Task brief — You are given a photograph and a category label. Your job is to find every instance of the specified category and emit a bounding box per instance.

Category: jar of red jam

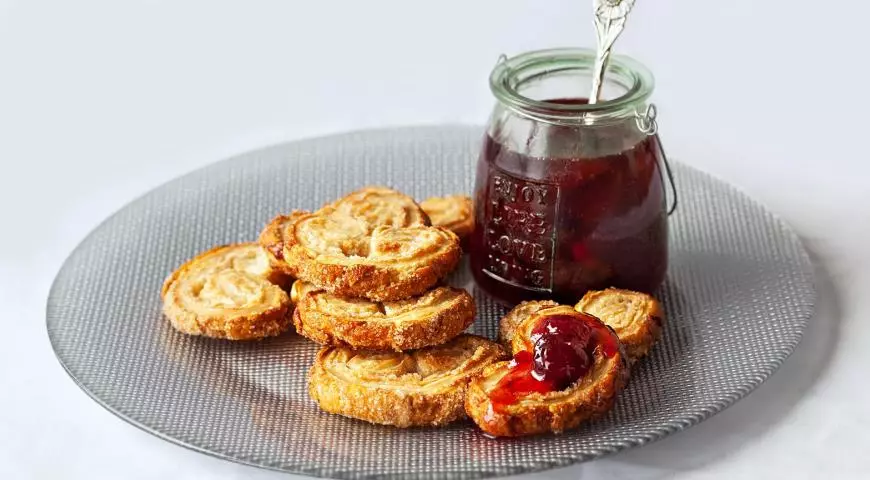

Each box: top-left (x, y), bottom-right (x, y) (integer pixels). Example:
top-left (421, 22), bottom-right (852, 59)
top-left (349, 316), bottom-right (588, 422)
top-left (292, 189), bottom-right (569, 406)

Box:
top-left (470, 48), bottom-right (672, 305)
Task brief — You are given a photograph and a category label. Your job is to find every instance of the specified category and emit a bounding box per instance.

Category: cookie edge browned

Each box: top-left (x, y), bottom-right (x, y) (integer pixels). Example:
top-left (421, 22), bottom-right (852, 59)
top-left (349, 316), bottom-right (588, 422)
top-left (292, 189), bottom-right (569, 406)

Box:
top-left (258, 211), bottom-right (309, 280)
top-left (575, 288), bottom-right (665, 363)
top-left (308, 335), bottom-right (507, 428)
top-left (294, 286), bottom-right (476, 351)
top-left (420, 195), bottom-right (475, 240)
top-left (283, 221), bottom-right (462, 301)
top-left (161, 243), bottom-right (293, 340)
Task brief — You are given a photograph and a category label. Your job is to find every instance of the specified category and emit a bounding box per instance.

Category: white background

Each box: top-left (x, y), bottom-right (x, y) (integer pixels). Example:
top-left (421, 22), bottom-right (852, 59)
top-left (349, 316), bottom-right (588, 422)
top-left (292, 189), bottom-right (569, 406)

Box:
top-left (1, 0), bottom-right (868, 478)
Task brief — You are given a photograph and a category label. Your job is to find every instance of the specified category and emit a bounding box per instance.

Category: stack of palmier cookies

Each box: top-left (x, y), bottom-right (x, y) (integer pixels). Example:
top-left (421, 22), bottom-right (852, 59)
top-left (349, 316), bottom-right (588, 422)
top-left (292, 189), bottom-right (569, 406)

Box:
top-left (259, 187), bottom-right (505, 428)
top-left (160, 186), bottom-right (666, 436)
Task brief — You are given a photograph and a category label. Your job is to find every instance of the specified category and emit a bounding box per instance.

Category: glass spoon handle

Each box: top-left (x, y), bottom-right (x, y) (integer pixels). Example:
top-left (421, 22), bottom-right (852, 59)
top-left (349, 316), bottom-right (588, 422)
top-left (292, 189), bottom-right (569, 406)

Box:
top-left (589, 0), bottom-right (636, 104)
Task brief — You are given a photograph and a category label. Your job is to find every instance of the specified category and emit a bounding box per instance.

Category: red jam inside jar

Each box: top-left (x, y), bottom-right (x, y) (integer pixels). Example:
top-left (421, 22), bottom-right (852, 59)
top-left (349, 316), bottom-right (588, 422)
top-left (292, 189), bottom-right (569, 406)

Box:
top-left (470, 49), bottom-right (669, 305)
top-left (487, 312), bottom-right (617, 413)
top-left (470, 97), bottom-right (668, 305)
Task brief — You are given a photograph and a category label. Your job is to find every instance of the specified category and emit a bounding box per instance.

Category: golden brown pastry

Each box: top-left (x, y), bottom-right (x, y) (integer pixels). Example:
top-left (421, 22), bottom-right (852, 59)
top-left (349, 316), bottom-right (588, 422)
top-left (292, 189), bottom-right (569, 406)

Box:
top-left (466, 304), bottom-right (628, 437)
top-left (289, 279), bottom-right (317, 304)
top-left (575, 288), bottom-right (664, 362)
top-left (265, 186), bottom-right (461, 301)
top-left (257, 210), bottom-right (308, 274)
top-left (420, 195), bottom-right (474, 241)
top-left (326, 186), bottom-right (431, 228)
top-left (161, 243), bottom-right (292, 340)
top-left (292, 281), bottom-right (475, 351)
top-left (309, 335), bottom-right (506, 427)
top-left (497, 300), bottom-right (559, 350)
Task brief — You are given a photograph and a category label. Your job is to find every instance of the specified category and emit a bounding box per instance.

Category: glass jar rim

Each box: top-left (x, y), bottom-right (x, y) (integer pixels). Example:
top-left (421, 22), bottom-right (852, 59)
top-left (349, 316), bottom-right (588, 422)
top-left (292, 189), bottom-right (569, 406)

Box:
top-left (490, 47), bottom-right (655, 121)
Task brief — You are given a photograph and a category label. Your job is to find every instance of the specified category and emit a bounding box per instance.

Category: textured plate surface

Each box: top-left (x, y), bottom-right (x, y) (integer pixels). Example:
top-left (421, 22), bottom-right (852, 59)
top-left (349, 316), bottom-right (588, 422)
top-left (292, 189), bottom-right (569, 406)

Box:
top-left (47, 126), bottom-right (814, 479)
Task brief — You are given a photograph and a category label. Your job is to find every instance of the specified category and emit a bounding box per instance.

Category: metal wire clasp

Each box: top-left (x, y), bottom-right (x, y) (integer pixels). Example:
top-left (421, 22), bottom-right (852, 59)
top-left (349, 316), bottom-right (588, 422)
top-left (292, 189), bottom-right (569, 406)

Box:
top-left (494, 53), bottom-right (510, 75)
top-left (635, 103), bottom-right (658, 135)
top-left (636, 103), bottom-right (678, 216)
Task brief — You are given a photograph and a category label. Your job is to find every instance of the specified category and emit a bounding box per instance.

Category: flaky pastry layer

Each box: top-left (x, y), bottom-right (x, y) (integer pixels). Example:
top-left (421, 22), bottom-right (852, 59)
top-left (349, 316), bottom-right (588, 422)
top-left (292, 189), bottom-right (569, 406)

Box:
top-left (257, 210), bottom-right (309, 276)
top-left (292, 281), bottom-right (475, 351)
top-left (309, 335), bottom-right (507, 427)
top-left (420, 195), bottom-right (474, 241)
top-left (161, 243), bottom-right (292, 340)
top-left (575, 288), bottom-right (664, 363)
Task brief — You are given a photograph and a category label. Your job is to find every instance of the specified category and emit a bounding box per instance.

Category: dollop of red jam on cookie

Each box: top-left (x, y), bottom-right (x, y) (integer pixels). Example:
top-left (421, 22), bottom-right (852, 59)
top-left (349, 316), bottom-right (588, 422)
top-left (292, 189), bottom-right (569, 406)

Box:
top-left (488, 312), bottom-right (617, 412)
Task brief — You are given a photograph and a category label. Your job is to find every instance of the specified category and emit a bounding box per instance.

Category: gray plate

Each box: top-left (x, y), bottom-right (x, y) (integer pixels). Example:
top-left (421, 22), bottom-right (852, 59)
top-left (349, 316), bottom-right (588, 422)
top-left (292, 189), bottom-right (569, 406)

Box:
top-left (47, 126), bottom-right (815, 479)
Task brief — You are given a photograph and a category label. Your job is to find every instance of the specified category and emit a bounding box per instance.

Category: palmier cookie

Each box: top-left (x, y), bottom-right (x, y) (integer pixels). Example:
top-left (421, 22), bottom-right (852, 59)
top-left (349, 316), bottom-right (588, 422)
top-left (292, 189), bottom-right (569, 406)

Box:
top-left (466, 304), bottom-right (629, 437)
top-left (265, 187), bottom-right (461, 301)
top-left (420, 195), bottom-right (474, 241)
top-left (309, 334), bottom-right (506, 427)
top-left (260, 188), bottom-right (428, 265)
top-left (575, 288), bottom-right (664, 363)
top-left (161, 243), bottom-right (292, 340)
top-left (292, 281), bottom-right (475, 351)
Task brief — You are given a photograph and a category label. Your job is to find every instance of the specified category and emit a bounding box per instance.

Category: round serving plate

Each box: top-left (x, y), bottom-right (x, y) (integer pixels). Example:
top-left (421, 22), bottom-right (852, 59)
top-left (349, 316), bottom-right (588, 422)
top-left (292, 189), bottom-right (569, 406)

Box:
top-left (47, 126), bottom-right (815, 479)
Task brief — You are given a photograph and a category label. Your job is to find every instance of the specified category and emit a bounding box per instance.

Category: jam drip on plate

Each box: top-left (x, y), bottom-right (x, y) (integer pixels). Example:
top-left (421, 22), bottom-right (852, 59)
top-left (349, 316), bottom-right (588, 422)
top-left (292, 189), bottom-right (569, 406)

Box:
top-left (488, 313), bottom-right (617, 413)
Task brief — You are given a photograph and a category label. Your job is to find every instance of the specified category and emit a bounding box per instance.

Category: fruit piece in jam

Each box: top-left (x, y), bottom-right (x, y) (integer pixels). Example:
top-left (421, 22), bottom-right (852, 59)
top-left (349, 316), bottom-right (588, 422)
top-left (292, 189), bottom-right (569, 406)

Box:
top-left (488, 312), bottom-right (617, 413)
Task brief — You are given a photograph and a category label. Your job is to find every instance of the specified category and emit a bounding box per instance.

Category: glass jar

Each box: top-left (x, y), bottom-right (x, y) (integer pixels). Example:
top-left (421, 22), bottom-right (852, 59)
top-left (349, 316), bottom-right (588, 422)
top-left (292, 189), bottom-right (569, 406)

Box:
top-left (469, 48), bottom-right (672, 305)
